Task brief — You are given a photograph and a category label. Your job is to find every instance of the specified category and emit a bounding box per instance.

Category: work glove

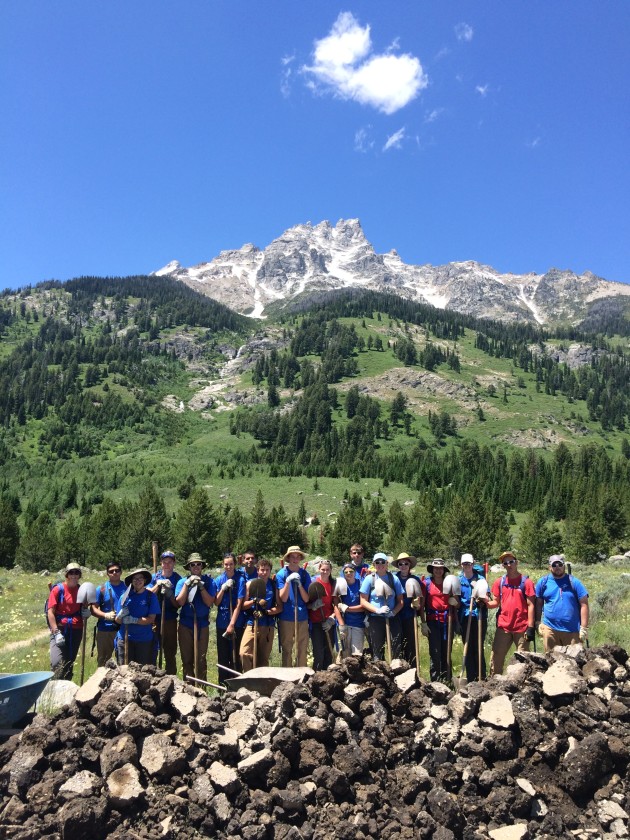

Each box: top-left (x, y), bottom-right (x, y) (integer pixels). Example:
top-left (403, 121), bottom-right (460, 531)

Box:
top-left (377, 605), bottom-right (391, 617)
top-left (525, 626), bottom-right (536, 643)
top-left (122, 615), bottom-right (139, 625)
top-left (186, 575), bottom-right (201, 588)
top-left (579, 626), bottom-right (588, 642)
top-left (253, 610), bottom-right (263, 619)
top-left (411, 597), bottom-right (422, 611)
top-left (448, 596), bottom-right (459, 607)
top-left (420, 622), bottom-right (430, 638)
top-left (338, 603), bottom-right (348, 615)
top-left (81, 607), bottom-right (92, 620)
top-left (115, 607), bottom-right (130, 623)
top-left (286, 572), bottom-right (301, 584)
top-left (338, 624), bottom-right (349, 639)
top-left (221, 579), bottom-right (234, 591)
top-left (105, 611), bottom-right (117, 621)
top-left (322, 617), bottom-right (335, 632)
top-left (160, 579), bottom-right (173, 591)
top-left (53, 631), bottom-right (65, 648)
top-left (257, 599), bottom-right (268, 608)
top-left (309, 598), bottom-right (324, 611)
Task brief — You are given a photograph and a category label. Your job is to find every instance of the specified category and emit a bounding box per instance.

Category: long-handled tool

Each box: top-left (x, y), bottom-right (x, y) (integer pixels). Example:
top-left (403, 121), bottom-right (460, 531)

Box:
top-left (293, 580), bottom-right (299, 667)
top-left (308, 581), bottom-right (335, 662)
top-left (227, 583), bottom-right (237, 665)
top-left (405, 577), bottom-right (422, 679)
top-left (443, 574), bottom-right (461, 682)
top-left (152, 540), bottom-right (159, 576)
top-left (385, 617), bottom-right (392, 664)
top-left (117, 583), bottom-right (132, 666)
top-left (158, 584), bottom-right (167, 669)
top-left (454, 592), bottom-right (475, 691)
top-left (188, 582), bottom-right (199, 680)
top-left (77, 581), bottom-right (97, 686)
top-left (249, 578), bottom-right (268, 670)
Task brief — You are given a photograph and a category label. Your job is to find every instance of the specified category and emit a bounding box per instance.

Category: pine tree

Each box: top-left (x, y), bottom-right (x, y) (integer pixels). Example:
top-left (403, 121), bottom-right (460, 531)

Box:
top-left (517, 506), bottom-right (562, 567)
top-left (246, 489), bottom-right (272, 556)
top-left (16, 512), bottom-right (57, 572)
top-left (172, 487), bottom-right (220, 563)
top-left (119, 483), bottom-right (170, 568)
top-left (0, 498), bottom-right (20, 569)
top-left (405, 494), bottom-right (442, 559)
top-left (386, 500), bottom-right (407, 555)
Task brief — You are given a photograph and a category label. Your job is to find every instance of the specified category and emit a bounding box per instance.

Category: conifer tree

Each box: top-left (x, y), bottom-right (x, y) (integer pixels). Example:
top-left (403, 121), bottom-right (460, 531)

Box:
top-left (173, 487), bottom-right (220, 563)
top-left (0, 498), bottom-right (20, 568)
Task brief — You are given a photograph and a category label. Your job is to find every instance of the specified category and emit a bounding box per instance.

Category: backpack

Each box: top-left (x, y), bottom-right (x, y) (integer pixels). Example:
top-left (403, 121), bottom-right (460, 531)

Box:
top-left (45, 582), bottom-right (80, 633)
top-left (495, 574), bottom-right (530, 625)
top-left (367, 571), bottom-right (396, 595)
top-left (537, 573), bottom-right (580, 601)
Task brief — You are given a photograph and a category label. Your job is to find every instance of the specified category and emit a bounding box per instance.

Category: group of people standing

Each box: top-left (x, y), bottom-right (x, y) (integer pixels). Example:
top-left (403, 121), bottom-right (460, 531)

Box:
top-left (46, 541), bottom-right (589, 687)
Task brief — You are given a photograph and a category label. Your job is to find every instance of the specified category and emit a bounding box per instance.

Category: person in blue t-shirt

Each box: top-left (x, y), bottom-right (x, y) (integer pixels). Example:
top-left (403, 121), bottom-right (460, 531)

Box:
top-left (147, 550), bottom-right (182, 675)
top-left (91, 561), bottom-right (127, 666)
top-left (115, 568), bottom-right (161, 666)
top-left (359, 552), bottom-right (405, 662)
top-left (458, 553), bottom-right (489, 681)
top-left (535, 554), bottom-right (589, 652)
top-left (348, 543), bottom-right (370, 579)
top-left (214, 552), bottom-right (246, 684)
top-left (240, 557), bottom-right (282, 671)
top-left (276, 546), bottom-right (311, 667)
top-left (239, 548), bottom-right (258, 581)
top-left (175, 553), bottom-right (216, 683)
top-left (333, 563), bottom-right (366, 659)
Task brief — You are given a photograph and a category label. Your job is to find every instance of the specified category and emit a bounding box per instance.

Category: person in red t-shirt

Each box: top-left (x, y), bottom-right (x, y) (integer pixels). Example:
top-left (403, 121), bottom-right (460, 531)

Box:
top-left (487, 551), bottom-right (536, 675)
top-left (308, 559), bottom-right (335, 671)
top-left (47, 562), bottom-right (86, 681)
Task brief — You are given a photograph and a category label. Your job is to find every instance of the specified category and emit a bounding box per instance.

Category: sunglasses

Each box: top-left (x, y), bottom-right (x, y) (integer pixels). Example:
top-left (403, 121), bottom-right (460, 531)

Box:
top-left (503, 560), bottom-right (516, 566)
top-left (67, 571), bottom-right (81, 576)
top-left (189, 563), bottom-right (203, 567)
top-left (551, 561), bottom-right (565, 568)
top-left (350, 550), bottom-right (364, 554)
top-left (398, 562), bottom-right (410, 566)
top-left (343, 569), bottom-right (356, 574)
top-left (108, 569), bottom-right (122, 574)
top-left (374, 560), bottom-right (387, 565)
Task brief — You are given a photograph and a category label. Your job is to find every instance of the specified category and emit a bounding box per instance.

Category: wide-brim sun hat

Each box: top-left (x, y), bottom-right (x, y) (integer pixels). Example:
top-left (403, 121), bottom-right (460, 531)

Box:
top-left (282, 545), bottom-right (306, 563)
top-left (393, 552), bottom-right (417, 570)
top-left (124, 567), bottom-right (152, 586)
top-left (64, 562), bottom-right (82, 575)
top-left (427, 558), bottom-right (450, 574)
top-left (184, 552), bottom-right (206, 570)
top-left (498, 551), bottom-right (518, 564)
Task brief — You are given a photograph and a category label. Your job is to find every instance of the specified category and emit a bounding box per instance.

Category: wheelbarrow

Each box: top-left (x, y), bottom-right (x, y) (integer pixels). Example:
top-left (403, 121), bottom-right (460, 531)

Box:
top-left (0, 671), bottom-right (54, 727)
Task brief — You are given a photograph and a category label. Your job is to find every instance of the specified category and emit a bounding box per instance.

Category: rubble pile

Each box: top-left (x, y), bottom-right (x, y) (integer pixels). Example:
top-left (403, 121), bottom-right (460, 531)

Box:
top-left (1, 645), bottom-right (630, 839)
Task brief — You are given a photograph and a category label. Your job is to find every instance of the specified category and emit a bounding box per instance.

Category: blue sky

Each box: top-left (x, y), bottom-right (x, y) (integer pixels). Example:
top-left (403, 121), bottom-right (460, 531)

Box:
top-left (1, 2), bottom-right (629, 289)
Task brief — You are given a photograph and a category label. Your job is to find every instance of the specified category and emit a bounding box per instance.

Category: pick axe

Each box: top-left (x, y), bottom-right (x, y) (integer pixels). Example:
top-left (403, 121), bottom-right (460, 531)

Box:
top-left (77, 581), bottom-right (97, 686)
top-left (249, 578), bottom-right (268, 669)
top-left (118, 583), bottom-right (133, 665)
top-left (405, 577), bottom-right (422, 679)
top-left (308, 580), bottom-right (335, 661)
top-left (333, 577), bottom-right (350, 657)
top-left (443, 574), bottom-right (461, 681)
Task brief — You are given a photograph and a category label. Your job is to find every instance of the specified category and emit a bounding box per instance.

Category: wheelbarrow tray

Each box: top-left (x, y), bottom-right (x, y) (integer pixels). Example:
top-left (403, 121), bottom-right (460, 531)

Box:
top-left (225, 666), bottom-right (313, 697)
top-left (0, 671), bottom-right (54, 727)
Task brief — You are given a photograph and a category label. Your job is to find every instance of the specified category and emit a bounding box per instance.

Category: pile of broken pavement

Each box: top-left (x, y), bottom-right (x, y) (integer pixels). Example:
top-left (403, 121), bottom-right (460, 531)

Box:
top-left (1, 645), bottom-right (630, 840)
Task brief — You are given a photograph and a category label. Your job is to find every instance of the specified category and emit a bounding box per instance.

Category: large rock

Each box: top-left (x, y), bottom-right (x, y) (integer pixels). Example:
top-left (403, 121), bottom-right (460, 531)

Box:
top-left (139, 733), bottom-right (186, 780)
top-left (478, 695), bottom-right (515, 728)
top-left (105, 762), bottom-right (144, 807)
top-left (542, 659), bottom-right (587, 699)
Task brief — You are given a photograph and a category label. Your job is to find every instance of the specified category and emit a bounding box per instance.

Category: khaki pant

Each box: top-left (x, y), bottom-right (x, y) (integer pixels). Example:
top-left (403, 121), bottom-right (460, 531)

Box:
top-left (178, 623), bottom-right (209, 683)
top-left (96, 630), bottom-right (117, 667)
top-left (240, 624), bottom-right (275, 671)
top-left (541, 624), bottom-right (580, 653)
top-left (490, 628), bottom-right (530, 675)
top-left (278, 619), bottom-right (309, 667)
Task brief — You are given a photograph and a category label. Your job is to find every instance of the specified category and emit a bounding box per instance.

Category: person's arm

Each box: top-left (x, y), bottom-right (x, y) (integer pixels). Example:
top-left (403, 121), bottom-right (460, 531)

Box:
top-left (360, 591), bottom-right (380, 615)
top-left (579, 597), bottom-right (589, 630)
top-left (487, 583), bottom-right (500, 610)
top-left (90, 588), bottom-right (111, 620)
top-left (391, 593), bottom-right (405, 616)
top-left (526, 595), bottom-right (536, 627)
top-left (200, 579), bottom-right (216, 608)
top-left (535, 596), bottom-right (543, 624)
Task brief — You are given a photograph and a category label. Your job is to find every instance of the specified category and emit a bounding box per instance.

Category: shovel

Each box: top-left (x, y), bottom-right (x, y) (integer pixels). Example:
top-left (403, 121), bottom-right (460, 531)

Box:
top-left (453, 592), bottom-right (475, 691)
top-left (158, 584), bottom-right (167, 669)
top-left (77, 581), bottom-right (97, 686)
top-left (293, 580), bottom-right (299, 667)
top-left (249, 578), bottom-right (268, 669)
top-left (118, 583), bottom-right (132, 665)
top-left (405, 577), bottom-right (422, 679)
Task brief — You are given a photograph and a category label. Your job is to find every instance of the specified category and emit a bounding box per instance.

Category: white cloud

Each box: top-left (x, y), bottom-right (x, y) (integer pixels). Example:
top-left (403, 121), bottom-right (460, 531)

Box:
top-left (526, 136), bottom-right (541, 148)
top-left (280, 54), bottom-right (295, 98)
top-left (354, 126), bottom-right (374, 153)
top-left (455, 22), bottom-right (474, 42)
top-left (424, 108), bottom-right (444, 123)
top-left (475, 84), bottom-right (489, 97)
top-left (383, 127), bottom-right (406, 151)
top-left (302, 12), bottom-right (428, 115)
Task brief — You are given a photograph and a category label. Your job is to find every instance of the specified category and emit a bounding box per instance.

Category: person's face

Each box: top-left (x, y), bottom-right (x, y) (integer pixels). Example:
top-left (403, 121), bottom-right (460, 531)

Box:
top-left (188, 562), bottom-right (203, 576)
top-left (244, 553), bottom-right (256, 568)
top-left (107, 566), bottom-right (122, 583)
top-left (132, 574), bottom-right (146, 592)
top-left (432, 566), bottom-right (445, 579)
top-left (397, 561), bottom-right (410, 576)
top-left (318, 564), bottom-right (332, 578)
top-left (461, 561), bottom-right (473, 578)
top-left (550, 560), bottom-right (565, 578)
top-left (287, 553), bottom-right (302, 568)
top-left (161, 557), bottom-right (175, 576)
top-left (66, 570), bottom-right (81, 586)
top-left (343, 567), bottom-right (356, 583)
top-left (350, 547), bottom-right (364, 564)
top-left (223, 558), bottom-right (235, 576)
top-left (374, 558), bottom-right (388, 576)
top-left (502, 557), bottom-right (518, 573)
top-left (257, 564), bottom-right (271, 578)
